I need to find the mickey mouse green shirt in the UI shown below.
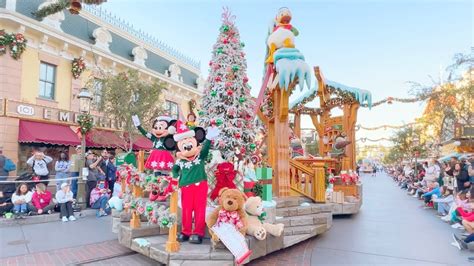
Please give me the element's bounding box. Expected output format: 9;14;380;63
172;140;211;187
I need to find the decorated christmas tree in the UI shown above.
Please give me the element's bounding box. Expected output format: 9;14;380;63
199;8;256;161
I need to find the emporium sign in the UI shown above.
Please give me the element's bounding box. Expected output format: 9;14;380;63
3;99;124;130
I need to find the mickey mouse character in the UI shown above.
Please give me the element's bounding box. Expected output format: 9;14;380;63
164;120;219;244
132;115;176;173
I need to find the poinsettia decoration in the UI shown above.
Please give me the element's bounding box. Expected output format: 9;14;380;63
72;57;86;79
0;30;27;60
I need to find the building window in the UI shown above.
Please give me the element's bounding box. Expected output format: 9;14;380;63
165;100;179;119
39;62;56;100
92;78;103;109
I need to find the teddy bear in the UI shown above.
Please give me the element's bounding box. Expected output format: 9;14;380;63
245;196;284;240
206;187;248;244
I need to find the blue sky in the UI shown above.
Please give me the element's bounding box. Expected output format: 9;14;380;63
101;0;472;145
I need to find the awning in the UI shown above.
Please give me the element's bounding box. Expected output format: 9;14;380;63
132;136;152;150
18;120;80;146
438;152;462;162
86;129;127;149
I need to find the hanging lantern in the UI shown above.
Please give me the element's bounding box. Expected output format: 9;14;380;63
69;0;82;14
387;97;394;104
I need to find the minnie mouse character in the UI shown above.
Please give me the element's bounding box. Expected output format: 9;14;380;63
132;115;176;173
163;120;220;244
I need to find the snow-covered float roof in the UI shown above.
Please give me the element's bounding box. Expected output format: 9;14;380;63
289;77;373;110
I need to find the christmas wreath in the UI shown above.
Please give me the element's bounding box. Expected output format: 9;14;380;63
138;201;177;228
77;113;93;134
116;164;142;186
72;57;86;79
0;30;27;60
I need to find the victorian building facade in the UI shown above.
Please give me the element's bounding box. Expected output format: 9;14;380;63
0;0;204;174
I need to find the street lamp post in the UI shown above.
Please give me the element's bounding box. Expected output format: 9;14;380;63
413;136;420;178
77;88;93;208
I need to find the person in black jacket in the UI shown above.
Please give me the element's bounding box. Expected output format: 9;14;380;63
99;150;117;195
0;190;13;216
455;162;470;191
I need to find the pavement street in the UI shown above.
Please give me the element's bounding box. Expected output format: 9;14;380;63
252;172;473;265
0;215;117;259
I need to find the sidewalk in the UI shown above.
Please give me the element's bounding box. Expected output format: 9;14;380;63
0;215;117;259
0;240;131;265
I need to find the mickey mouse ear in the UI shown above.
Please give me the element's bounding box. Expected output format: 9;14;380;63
168;125;176;134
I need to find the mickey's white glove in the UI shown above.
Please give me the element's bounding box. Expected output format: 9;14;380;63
206;126;220;141
132;115;141;127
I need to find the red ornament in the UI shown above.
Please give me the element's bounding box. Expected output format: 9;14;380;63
240;147;246;154
215;76;222;82
235;132;241;138
208;61;213;66
243;76;249;83
225;81;232;88
227;89;233;96
223;38;229;44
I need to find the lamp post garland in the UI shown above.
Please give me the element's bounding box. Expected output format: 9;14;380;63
76;87;93;208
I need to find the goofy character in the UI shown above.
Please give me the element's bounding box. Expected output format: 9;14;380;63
164;120;219;244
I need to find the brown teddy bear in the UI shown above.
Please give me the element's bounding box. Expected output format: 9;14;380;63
245;196;284;240
206;187;248;244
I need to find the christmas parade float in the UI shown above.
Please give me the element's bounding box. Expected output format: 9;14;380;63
288;66;371;214
115;8;334;265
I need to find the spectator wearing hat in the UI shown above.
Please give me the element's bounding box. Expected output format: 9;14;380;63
55;183;76;222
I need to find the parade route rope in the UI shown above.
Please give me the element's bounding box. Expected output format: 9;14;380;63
0;176;80;184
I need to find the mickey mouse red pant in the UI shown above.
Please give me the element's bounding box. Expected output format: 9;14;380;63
180;181;208;237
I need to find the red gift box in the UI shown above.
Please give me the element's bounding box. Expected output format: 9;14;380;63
243;181;256;197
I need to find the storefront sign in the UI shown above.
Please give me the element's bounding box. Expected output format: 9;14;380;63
5;99;122;130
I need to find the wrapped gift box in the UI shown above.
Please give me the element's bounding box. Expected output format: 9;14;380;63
256;167;272;201
243;181;256;197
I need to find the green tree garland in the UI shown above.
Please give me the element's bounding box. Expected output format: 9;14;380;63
33;0;70;20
